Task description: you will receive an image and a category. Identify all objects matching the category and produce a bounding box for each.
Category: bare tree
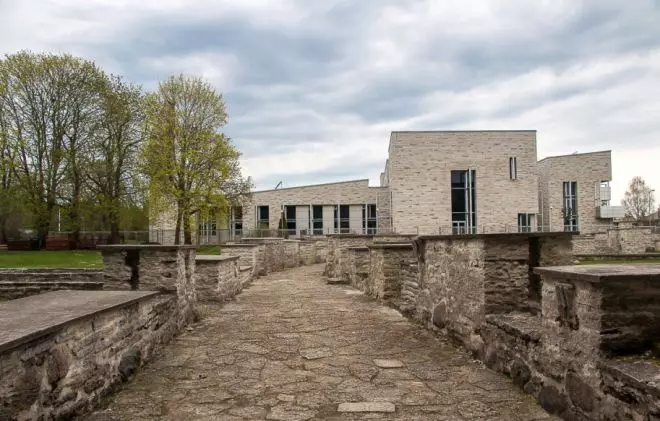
[622,176,656,222]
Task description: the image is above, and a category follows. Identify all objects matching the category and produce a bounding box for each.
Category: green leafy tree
[142,74,251,244]
[0,51,105,247]
[622,176,656,222]
[86,75,145,243]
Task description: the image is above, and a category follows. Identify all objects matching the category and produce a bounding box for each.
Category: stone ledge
[239,266,252,272]
[195,255,239,262]
[0,268,102,274]
[0,281,103,288]
[418,231,577,241]
[326,234,374,238]
[220,243,261,248]
[368,243,413,249]
[0,290,161,354]
[599,359,660,400]
[97,244,196,251]
[485,313,541,343]
[534,264,660,284]
[347,246,370,251]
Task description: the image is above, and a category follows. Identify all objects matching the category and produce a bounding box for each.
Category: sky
[1,0,659,204]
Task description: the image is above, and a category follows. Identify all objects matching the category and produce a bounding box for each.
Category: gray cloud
[1,0,659,199]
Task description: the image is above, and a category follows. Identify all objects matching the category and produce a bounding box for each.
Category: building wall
[242,179,381,234]
[388,131,539,235]
[538,151,612,234]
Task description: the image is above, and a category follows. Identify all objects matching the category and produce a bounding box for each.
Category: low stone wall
[366,243,416,310]
[576,253,660,261]
[324,234,374,279]
[220,244,261,276]
[0,290,180,420]
[0,269,103,300]
[481,264,660,420]
[414,233,573,353]
[0,280,103,300]
[346,247,370,291]
[194,255,245,302]
[574,226,660,254]
[98,245,197,329]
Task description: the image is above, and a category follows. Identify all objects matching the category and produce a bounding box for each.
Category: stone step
[338,402,396,413]
[326,278,349,285]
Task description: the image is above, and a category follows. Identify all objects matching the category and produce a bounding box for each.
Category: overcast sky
[1,0,659,203]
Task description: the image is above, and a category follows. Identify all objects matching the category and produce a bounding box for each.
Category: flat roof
[252,178,369,193]
[538,150,611,162]
[391,130,537,134]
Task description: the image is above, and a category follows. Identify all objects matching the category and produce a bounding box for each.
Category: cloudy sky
[1,0,659,203]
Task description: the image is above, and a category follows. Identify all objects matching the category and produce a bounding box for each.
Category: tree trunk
[108,200,121,244]
[174,201,183,245]
[183,211,193,245]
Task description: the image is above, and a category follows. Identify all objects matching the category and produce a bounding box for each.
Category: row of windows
[256,204,377,234]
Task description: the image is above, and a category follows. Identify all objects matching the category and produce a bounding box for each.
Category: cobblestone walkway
[85,264,556,421]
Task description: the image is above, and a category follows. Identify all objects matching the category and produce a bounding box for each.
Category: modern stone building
[538,150,625,234]
[151,130,624,240]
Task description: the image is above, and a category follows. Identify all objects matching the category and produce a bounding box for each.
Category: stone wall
[98,245,197,329]
[324,234,373,279]
[0,269,103,300]
[300,239,327,265]
[282,240,300,268]
[194,255,244,302]
[573,226,660,255]
[367,244,416,310]
[413,233,574,353]
[346,247,370,291]
[0,280,103,300]
[219,244,261,276]
[481,264,660,420]
[0,290,180,420]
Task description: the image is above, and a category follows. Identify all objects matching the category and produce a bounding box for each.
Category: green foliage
[142,74,251,244]
[0,250,102,268]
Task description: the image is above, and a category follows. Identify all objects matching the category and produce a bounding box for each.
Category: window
[509,157,517,180]
[451,170,477,234]
[257,206,269,229]
[562,182,578,232]
[312,205,323,235]
[362,204,377,234]
[285,205,296,235]
[518,213,534,233]
[231,206,243,236]
[340,205,350,233]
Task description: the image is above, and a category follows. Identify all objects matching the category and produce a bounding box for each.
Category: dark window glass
[286,205,296,220]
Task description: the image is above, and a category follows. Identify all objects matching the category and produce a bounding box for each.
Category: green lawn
[577,258,660,265]
[0,251,102,268]
[197,245,221,255]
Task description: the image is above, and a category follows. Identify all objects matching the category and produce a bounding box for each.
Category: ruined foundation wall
[366,244,415,309]
[324,235,373,279]
[0,292,179,421]
[194,256,243,302]
[0,269,103,300]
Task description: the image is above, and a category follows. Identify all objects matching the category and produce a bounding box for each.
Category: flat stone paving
[83,264,557,421]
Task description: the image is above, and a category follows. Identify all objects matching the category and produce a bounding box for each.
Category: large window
[509,157,517,180]
[563,181,578,232]
[334,205,350,233]
[285,205,296,235]
[231,206,243,236]
[257,206,269,229]
[312,205,323,235]
[518,213,534,233]
[363,204,377,234]
[451,170,477,234]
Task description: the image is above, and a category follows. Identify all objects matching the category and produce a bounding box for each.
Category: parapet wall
[340,231,660,420]
[324,234,374,279]
[195,255,245,302]
[0,290,180,420]
[574,226,660,254]
[0,269,103,300]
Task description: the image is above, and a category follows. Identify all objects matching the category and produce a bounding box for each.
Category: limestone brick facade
[387,131,539,235]
[242,180,389,235]
[538,151,614,234]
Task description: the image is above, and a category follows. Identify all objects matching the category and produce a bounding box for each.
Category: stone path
[84,264,557,421]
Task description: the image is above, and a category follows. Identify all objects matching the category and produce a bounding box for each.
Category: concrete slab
[0,290,160,353]
[338,402,396,413]
[374,359,405,368]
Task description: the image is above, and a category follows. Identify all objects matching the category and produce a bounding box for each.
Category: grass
[578,258,660,265]
[197,245,221,255]
[0,251,102,269]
